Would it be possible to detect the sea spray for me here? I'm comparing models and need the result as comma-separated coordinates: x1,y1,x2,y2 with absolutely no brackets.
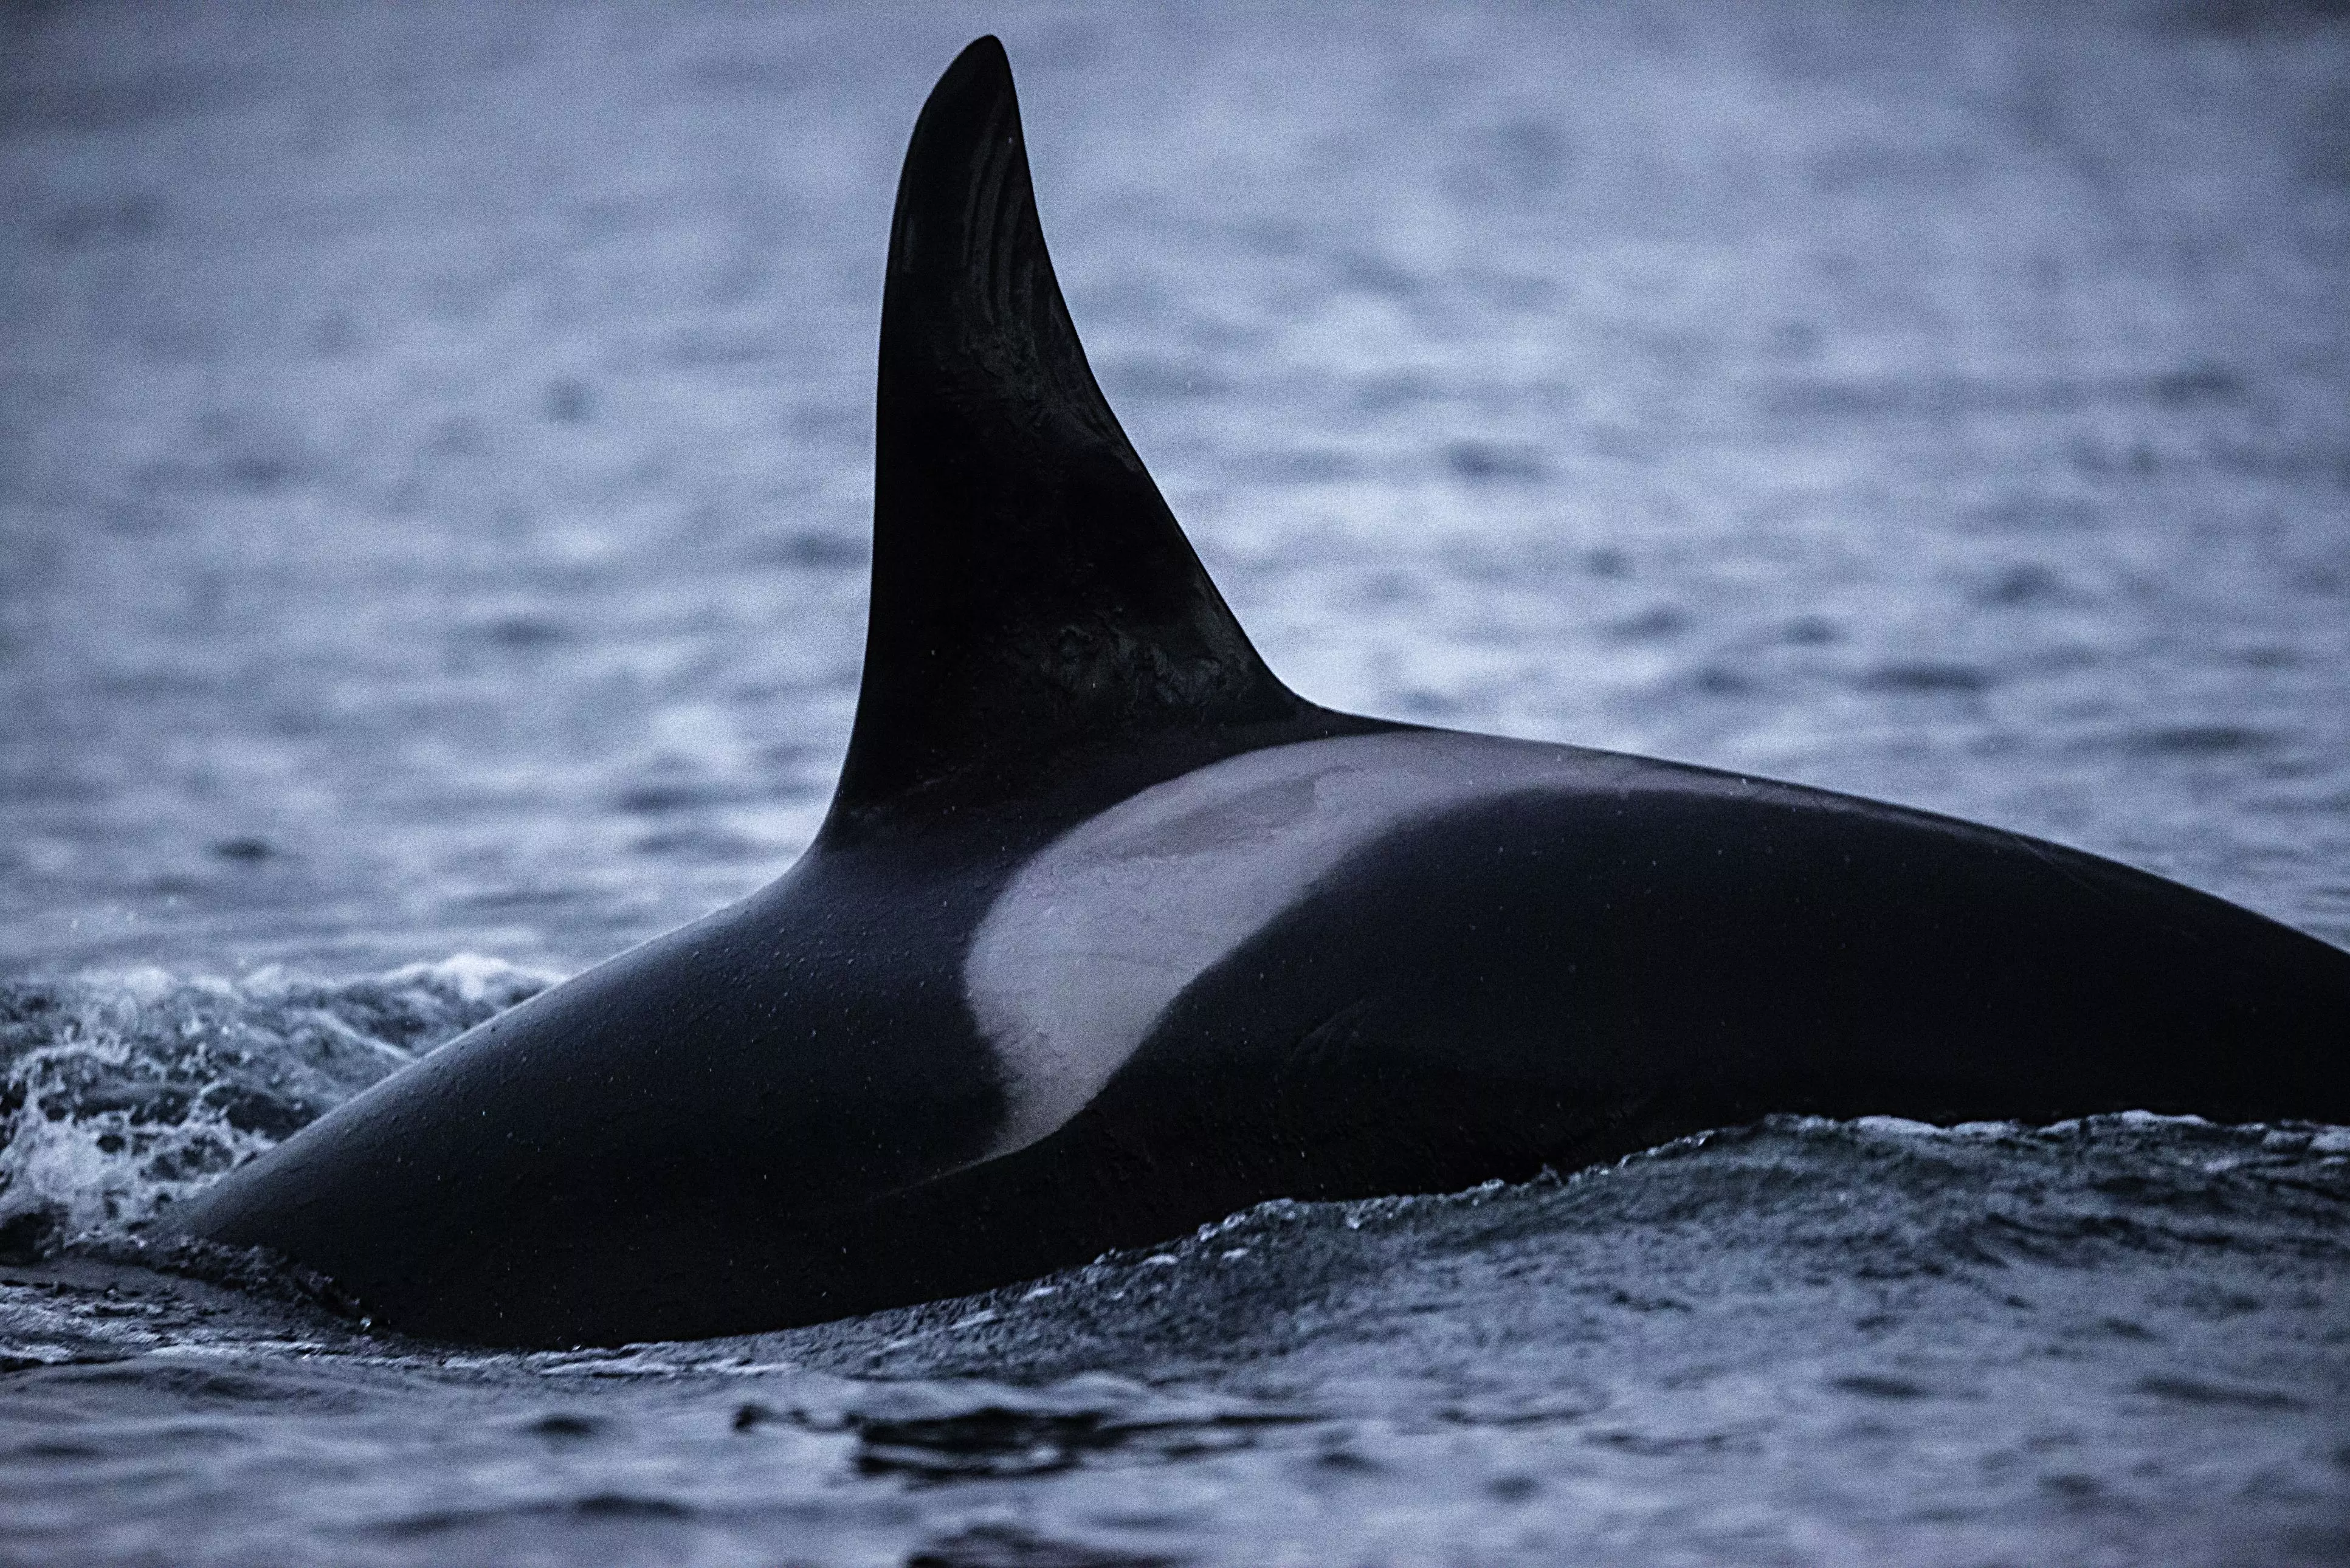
0,957,553,1252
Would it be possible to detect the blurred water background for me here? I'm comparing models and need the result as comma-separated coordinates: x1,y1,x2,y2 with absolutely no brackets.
2,1,2347,1563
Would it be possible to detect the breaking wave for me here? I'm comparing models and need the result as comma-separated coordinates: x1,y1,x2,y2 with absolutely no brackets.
0,957,554,1252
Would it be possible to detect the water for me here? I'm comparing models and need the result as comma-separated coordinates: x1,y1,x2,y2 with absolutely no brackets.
3,1,2348,1561
3,1110,2346,1566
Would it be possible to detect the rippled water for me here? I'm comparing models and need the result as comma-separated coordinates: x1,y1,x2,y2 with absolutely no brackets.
3,0,2348,1563
4,1023,2346,1567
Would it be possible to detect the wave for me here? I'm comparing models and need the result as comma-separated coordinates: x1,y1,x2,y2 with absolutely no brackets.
0,957,554,1250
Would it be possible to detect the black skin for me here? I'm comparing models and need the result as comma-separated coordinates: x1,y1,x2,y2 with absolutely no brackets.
173,716,1376,1344
176,732,2350,1346
171,39,2350,1346
646,755,2350,1341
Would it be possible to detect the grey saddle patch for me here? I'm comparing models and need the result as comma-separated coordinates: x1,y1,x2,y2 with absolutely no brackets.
962,729,1712,1157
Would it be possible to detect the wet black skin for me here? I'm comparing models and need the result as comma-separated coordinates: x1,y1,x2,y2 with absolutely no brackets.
174,38,2350,1346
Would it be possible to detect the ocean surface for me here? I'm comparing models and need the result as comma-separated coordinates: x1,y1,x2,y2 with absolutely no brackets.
3,1,2348,1563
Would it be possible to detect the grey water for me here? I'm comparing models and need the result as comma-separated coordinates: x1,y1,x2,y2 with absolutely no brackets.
2,1,2348,1563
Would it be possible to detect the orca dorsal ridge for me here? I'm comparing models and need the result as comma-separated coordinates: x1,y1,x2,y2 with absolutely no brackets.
827,36,1308,839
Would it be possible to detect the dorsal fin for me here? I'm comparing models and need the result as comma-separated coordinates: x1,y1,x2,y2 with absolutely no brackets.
824,36,1303,838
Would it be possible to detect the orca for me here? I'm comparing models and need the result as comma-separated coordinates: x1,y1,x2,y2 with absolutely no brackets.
174,37,2350,1347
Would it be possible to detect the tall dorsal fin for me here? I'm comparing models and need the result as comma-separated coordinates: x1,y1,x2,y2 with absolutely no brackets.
824,36,1303,838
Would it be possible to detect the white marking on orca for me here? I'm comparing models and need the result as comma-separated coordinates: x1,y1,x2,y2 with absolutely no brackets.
963,729,1659,1157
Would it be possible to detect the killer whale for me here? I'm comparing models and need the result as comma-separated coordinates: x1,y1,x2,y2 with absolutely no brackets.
175,36,2350,1347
